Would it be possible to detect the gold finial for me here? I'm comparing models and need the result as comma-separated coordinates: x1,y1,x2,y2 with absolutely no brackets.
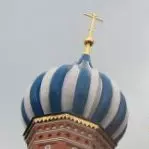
83,12,103,55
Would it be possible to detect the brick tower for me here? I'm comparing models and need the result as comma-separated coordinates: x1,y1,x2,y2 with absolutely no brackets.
23,114,115,149
21,12,128,149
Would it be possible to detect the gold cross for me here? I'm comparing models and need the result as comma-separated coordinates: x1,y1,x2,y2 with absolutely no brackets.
84,12,103,38
83,12,103,55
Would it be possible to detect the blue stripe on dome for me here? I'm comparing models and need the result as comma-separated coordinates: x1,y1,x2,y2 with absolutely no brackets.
49,65,72,113
78,54,93,67
114,124,127,143
105,93,127,136
72,65,91,115
21,99,30,125
91,73,113,123
30,72,46,116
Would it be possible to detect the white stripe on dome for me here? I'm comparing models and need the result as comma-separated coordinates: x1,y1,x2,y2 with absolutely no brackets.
101,81,121,128
61,65,80,112
112,110,128,139
88,70,103,119
83,68,99,118
24,85,34,120
40,67,58,114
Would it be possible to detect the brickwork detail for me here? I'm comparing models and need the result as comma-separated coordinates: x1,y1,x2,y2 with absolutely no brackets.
24,115,115,149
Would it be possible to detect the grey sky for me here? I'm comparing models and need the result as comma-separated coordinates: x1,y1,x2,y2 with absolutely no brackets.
0,0,148,149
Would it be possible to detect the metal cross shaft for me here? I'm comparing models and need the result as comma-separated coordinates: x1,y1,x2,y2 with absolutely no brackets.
84,13,103,38
83,12,103,55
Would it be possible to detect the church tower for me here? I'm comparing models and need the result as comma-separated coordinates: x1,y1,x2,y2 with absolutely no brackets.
21,13,128,149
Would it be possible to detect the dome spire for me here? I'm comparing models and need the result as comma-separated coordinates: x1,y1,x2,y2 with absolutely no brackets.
83,12,103,55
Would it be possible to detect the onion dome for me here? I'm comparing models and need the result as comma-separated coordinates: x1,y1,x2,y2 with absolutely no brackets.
21,13,128,144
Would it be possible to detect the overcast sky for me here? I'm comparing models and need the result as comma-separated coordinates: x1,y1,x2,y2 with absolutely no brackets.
0,0,148,149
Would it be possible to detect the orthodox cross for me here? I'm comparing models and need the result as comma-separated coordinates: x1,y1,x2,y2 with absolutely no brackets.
83,12,103,55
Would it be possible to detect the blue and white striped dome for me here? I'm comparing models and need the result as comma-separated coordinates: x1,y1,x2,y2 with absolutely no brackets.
21,54,128,143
